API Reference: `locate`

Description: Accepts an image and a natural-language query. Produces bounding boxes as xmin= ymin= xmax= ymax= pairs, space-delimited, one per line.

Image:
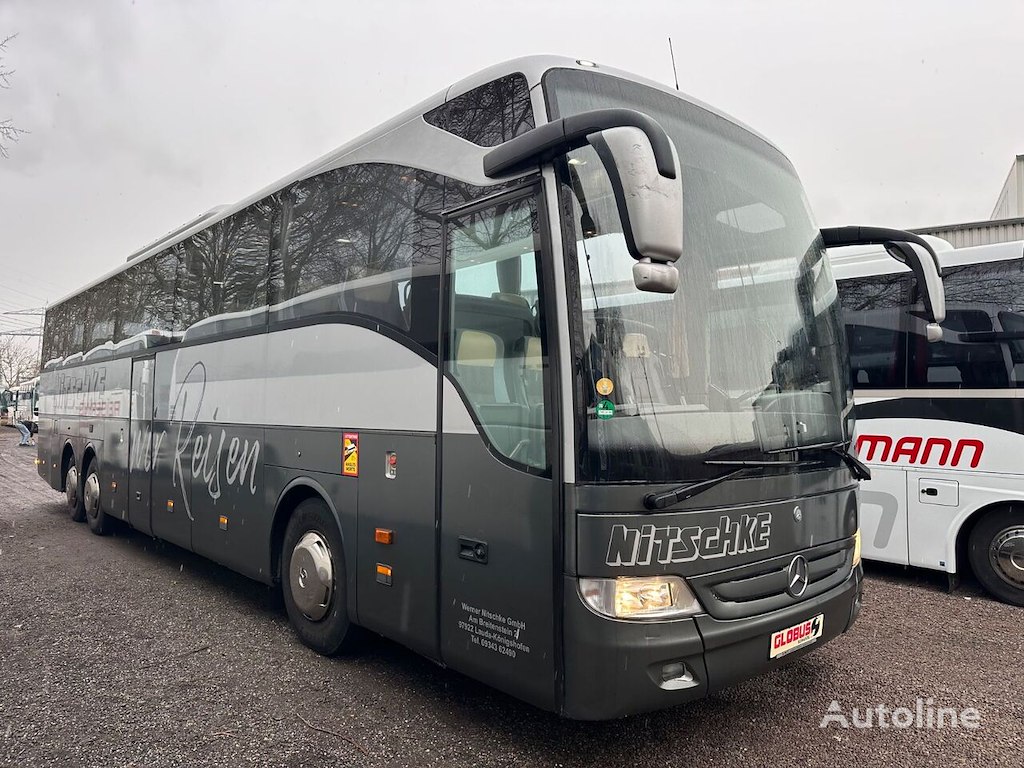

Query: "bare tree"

xmin=1 ymin=33 xmax=27 ymax=159
xmin=0 ymin=336 xmax=38 ymax=389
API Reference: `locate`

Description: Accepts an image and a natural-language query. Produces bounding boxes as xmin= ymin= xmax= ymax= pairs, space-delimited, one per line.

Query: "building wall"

xmin=991 ymin=156 xmax=1024 ymax=220
xmin=912 ymin=216 xmax=1024 ymax=248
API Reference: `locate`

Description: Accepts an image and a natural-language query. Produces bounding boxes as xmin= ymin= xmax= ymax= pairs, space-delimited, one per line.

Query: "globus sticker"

xmin=343 ymin=432 xmax=359 ymax=476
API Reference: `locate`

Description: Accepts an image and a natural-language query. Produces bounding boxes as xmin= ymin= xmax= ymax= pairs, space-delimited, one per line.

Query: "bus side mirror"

xmin=586 ymin=126 xmax=683 ymax=293
xmin=884 ymin=241 xmax=945 ymax=341
xmin=482 ymin=107 xmax=683 ymax=293
xmin=822 ymin=225 xmax=946 ymax=342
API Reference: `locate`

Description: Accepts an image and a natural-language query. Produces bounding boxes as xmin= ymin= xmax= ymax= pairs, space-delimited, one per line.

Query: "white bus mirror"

xmin=884 ymin=241 xmax=945 ymax=341
xmin=821 ymin=225 xmax=946 ymax=342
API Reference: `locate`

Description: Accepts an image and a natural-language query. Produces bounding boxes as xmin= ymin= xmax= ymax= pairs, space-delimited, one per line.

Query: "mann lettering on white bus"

xmin=855 ymin=434 xmax=984 ymax=469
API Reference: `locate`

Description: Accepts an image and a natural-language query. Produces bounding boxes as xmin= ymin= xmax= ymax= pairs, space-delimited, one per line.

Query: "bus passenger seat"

xmin=455 ymin=329 xmax=505 ymax=405
xmin=621 ymin=332 xmax=670 ymax=404
xmin=622 ymin=333 xmax=651 ymax=359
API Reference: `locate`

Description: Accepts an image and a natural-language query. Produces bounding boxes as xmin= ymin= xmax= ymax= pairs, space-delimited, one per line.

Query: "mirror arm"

xmin=820 ymin=226 xmax=940 ymax=271
xmin=482 ymin=108 xmax=676 ymax=179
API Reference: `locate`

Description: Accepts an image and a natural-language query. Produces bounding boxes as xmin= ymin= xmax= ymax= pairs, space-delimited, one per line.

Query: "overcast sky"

xmin=1 ymin=0 xmax=1022 ymax=336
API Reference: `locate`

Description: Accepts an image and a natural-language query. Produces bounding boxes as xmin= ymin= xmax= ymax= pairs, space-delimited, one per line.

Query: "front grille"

xmin=688 ymin=537 xmax=854 ymax=620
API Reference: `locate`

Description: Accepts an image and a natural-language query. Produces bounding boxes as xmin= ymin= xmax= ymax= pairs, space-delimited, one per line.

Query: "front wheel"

xmin=967 ymin=507 xmax=1024 ymax=607
xmin=281 ymin=498 xmax=356 ymax=655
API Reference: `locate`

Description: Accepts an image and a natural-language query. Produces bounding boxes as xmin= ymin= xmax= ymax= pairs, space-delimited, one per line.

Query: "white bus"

xmin=3 ymin=376 xmax=39 ymax=432
xmin=35 ymin=56 xmax=942 ymax=718
xmin=831 ymin=238 xmax=1024 ymax=606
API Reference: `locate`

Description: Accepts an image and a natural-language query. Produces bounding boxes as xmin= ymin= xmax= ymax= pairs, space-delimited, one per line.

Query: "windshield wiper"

xmin=764 ymin=440 xmax=871 ymax=481
xmin=643 ymin=458 xmax=824 ymax=512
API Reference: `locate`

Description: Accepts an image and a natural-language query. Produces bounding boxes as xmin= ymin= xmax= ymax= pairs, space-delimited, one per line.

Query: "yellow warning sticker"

xmin=343 ymin=432 xmax=359 ymax=477
xmin=596 ymin=377 xmax=614 ymax=396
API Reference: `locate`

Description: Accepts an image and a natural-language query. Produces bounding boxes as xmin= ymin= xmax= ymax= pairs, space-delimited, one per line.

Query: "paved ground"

xmin=0 ymin=427 xmax=1020 ymax=768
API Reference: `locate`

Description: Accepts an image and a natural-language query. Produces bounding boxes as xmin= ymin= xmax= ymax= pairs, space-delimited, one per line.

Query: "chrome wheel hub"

xmin=990 ymin=526 xmax=1024 ymax=588
xmin=65 ymin=466 xmax=79 ymax=510
xmin=84 ymin=472 xmax=100 ymax=520
xmin=290 ymin=531 xmax=334 ymax=621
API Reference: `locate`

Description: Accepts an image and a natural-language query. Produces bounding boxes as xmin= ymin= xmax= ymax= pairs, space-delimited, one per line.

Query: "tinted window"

xmin=179 ymin=202 xmax=273 ymax=332
xmin=82 ymin=278 xmax=120 ymax=352
xmin=424 ymin=73 xmax=534 ymax=147
xmin=943 ymin=259 xmax=1024 ymax=311
xmin=907 ymin=308 xmax=1007 ymax=388
xmin=42 ymin=302 xmax=73 ymax=361
xmin=840 ymin=260 xmax=1024 ymax=391
xmin=906 ymin=260 xmax=1023 ymax=389
xmin=838 ymin=274 xmax=910 ymax=388
xmin=118 ymin=249 xmax=179 ymax=341
xmin=272 ymin=164 xmax=444 ymax=354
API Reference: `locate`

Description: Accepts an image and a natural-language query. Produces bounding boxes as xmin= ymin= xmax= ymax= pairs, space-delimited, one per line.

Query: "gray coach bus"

xmin=35 ymin=57 xmax=943 ymax=719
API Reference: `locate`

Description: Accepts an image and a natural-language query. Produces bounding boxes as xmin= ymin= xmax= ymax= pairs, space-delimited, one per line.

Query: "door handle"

xmin=458 ymin=536 xmax=488 ymax=564
xmin=921 ymin=487 xmax=938 ymax=496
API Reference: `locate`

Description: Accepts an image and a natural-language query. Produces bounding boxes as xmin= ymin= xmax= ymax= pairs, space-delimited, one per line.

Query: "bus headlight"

xmin=579 ymin=576 xmax=701 ymax=620
xmin=852 ymin=528 xmax=862 ymax=567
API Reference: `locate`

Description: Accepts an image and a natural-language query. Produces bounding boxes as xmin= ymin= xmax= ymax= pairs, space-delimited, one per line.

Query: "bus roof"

xmin=49 ymin=55 xmax=779 ymax=310
xmin=827 ymin=238 xmax=1024 ymax=281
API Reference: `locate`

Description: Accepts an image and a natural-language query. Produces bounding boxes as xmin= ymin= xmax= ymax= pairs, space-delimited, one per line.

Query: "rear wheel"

xmin=968 ymin=507 xmax=1024 ymax=607
xmin=83 ymin=464 xmax=111 ymax=536
xmin=281 ymin=498 xmax=356 ymax=655
xmin=65 ymin=463 xmax=86 ymax=523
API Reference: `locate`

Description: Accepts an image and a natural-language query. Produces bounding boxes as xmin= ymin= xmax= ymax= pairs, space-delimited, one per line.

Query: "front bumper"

xmin=560 ymin=565 xmax=863 ymax=720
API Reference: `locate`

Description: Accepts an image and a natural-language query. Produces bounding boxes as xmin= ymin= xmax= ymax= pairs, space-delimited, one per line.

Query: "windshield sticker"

xmin=596 ymin=378 xmax=614 ymax=396
xmin=343 ymin=432 xmax=359 ymax=477
xmin=605 ymin=513 xmax=772 ymax=567
xmin=596 ymin=399 xmax=616 ymax=420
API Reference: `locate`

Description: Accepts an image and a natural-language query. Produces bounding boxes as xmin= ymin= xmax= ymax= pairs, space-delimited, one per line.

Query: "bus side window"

xmin=446 ymin=194 xmax=550 ymax=472
xmin=908 ymin=309 xmax=1007 ymax=388
xmin=837 ymin=274 xmax=911 ymax=389
xmin=998 ymin=310 xmax=1024 ymax=385
xmin=270 ymin=163 xmax=444 ymax=354
xmin=908 ymin=261 xmax=1023 ymax=390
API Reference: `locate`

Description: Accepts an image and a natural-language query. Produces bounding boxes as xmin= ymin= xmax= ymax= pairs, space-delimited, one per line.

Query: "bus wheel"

xmin=968 ymin=507 xmax=1024 ymax=607
xmin=65 ymin=464 xmax=86 ymax=523
xmin=83 ymin=465 xmax=111 ymax=536
xmin=281 ymin=498 xmax=355 ymax=655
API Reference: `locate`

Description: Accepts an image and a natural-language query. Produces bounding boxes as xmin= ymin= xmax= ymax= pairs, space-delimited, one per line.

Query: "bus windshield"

xmin=545 ymin=68 xmax=849 ymax=482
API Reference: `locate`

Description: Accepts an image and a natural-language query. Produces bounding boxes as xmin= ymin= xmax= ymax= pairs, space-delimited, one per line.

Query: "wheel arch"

xmin=270 ymin=477 xmax=345 ymax=585
xmin=954 ymin=499 xmax=1024 ymax=576
xmin=82 ymin=441 xmax=99 ymax=474
xmin=60 ymin=441 xmax=76 ymax=491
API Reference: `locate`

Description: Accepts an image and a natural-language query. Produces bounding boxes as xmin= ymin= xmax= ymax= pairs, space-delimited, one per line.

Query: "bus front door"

xmin=127 ymin=357 xmax=155 ymax=536
xmin=438 ymin=190 xmax=559 ymax=712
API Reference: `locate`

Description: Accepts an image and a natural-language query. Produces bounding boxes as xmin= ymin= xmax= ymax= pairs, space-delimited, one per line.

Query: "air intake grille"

xmin=688 ymin=537 xmax=854 ymax=620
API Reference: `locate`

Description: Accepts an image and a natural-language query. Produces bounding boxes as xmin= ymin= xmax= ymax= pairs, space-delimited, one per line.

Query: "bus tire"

xmin=967 ymin=507 xmax=1024 ymax=607
xmin=83 ymin=463 xmax=111 ymax=536
xmin=65 ymin=463 xmax=86 ymax=523
xmin=281 ymin=498 xmax=355 ymax=655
